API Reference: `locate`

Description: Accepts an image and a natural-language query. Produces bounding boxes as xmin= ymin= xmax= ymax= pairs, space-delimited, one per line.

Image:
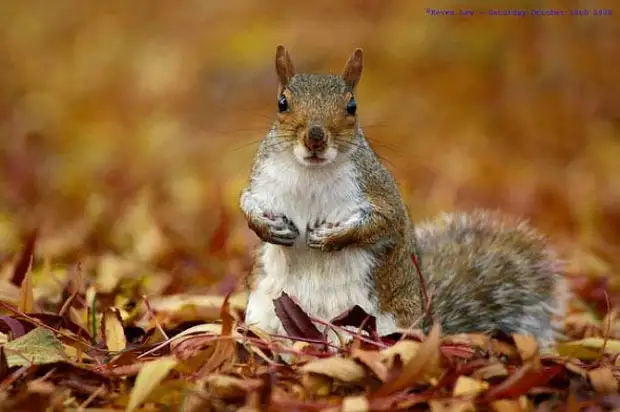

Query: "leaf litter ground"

xmin=1 ymin=234 xmax=620 ymax=411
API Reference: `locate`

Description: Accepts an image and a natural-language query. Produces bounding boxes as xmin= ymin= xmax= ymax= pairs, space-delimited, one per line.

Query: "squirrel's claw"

xmin=255 ymin=213 xmax=299 ymax=246
xmin=307 ymin=222 xmax=347 ymax=252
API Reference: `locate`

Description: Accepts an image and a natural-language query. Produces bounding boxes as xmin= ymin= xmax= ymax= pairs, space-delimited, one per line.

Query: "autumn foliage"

xmin=1 ymin=0 xmax=620 ymax=410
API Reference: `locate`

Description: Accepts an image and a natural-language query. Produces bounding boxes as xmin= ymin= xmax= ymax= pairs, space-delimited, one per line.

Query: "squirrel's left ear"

xmin=275 ymin=45 xmax=295 ymax=90
xmin=342 ymin=48 xmax=363 ymax=89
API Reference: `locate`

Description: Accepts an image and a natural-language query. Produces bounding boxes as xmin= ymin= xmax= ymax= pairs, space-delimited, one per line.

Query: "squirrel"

xmin=240 ymin=45 xmax=569 ymax=348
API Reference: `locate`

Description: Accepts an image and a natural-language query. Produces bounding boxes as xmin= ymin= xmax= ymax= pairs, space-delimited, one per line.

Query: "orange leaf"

xmin=588 ymin=366 xmax=619 ymax=393
xmin=18 ymin=267 xmax=34 ymax=314
xmin=372 ymin=322 xmax=441 ymax=397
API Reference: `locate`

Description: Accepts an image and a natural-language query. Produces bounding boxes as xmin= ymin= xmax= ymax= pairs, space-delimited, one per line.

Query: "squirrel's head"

xmin=272 ymin=45 xmax=363 ymax=167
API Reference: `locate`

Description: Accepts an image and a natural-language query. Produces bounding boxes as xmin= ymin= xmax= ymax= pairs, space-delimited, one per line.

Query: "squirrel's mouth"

xmin=304 ymin=154 xmax=326 ymax=164
xmin=293 ymin=144 xmax=337 ymax=167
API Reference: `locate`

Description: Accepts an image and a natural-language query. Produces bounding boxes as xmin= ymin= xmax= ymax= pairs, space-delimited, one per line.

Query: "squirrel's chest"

xmin=247 ymin=159 xmax=386 ymax=329
xmin=254 ymin=160 xmax=365 ymax=236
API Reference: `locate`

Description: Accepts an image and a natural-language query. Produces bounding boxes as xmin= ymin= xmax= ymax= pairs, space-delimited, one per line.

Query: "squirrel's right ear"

xmin=342 ymin=48 xmax=363 ymax=89
xmin=275 ymin=45 xmax=295 ymax=90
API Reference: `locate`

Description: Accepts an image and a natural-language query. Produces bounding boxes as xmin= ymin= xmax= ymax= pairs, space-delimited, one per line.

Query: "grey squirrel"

xmin=239 ymin=46 xmax=568 ymax=347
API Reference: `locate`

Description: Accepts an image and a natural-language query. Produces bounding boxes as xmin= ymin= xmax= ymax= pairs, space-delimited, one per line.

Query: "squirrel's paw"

xmin=307 ymin=219 xmax=349 ymax=252
xmin=254 ymin=212 xmax=299 ymax=246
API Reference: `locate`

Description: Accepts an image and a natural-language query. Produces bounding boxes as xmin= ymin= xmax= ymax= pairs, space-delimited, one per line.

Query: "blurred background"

xmin=0 ymin=0 xmax=619 ymax=300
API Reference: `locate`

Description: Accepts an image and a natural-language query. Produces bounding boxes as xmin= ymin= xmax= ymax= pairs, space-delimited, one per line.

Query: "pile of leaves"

xmin=1 ymin=236 xmax=619 ymax=411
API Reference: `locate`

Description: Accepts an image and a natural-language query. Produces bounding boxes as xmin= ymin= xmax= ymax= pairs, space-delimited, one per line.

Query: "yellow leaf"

xmin=512 ymin=334 xmax=541 ymax=370
xmin=453 ymin=376 xmax=488 ymax=397
xmin=126 ymin=357 xmax=178 ymax=412
xmin=490 ymin=399 xmax=524 ymax=412
xmin=379 ymin=340 xmax=420 ymax=368
xmin=18 ymin=268 xmax=34 ymax=313
xmin=4 ymin=327 xmax=68 ymax=367
xmin=375 ymin=323 xmax=442 ymax=396
xmin=300 ymin=357 xmax=366 ymax=384
xmin=103 ymin=307 xmax=127 ymax=352
xmin=342 ymin=395 xmax=369 ymax=412
xmin=556 ymin=338 xmax=620 ymax=359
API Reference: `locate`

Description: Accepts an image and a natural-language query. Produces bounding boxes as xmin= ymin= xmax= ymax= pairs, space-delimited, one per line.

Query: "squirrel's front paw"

xmin=307 ymin=220 xmax=349 ymax=252
xmin=251 ymin=212 xmax=299 ymax=246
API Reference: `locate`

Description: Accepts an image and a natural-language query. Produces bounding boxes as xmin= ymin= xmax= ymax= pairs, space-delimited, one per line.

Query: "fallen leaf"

xmin=428 ymin=399 xmax=475 ymax=412
xmin=301 ymin=356 xmax=367 ymax=384
xmin=556 ymin=338 xmax=620 ymax=359
xmin=588 ymin=367 xmax=619 ymax=393
xmin=341 ymin=395 xmax=369 ymax=412
xmin=453 ymin=375 xmax=489 ymax=397
xmin=3 ymin=327 xmax=68 ymax=367
xmin=102 ymin=307 xmax=127 ymax=352
xmin=330 ymin=305 xmax=378 ymax=339
xmin=484 ymin=363 xmax=564 ymax=400
xmin=351 ymin=348 xmax=389 ymax=381
xmin=512 ymin=334 xmax=541 ymax=370
xmin=373 ymin=322 xmax=441 ymax=397
xmin=379 ymin=340 xmax=420 ymax=368
xmin=490 ymin=399 xmax=524 ymax=412
xmin=273 ymin=292 xmax=323 ymax=341
xmin=197 ymin=293 xmax=236 ymax=376
xmin=126 ymin=356 xmax=178 ymax=412
xmin=10 ymin=230 xmax=37 ymax=287
xmin=0 ymin=347 xmax=9 ymax=380
xmin=0 ymin=316 xmax=27 ymax=338
xmin=18 ymin=265 xmax=34 ymax=314
xmin=472 ymin=362 xmax=509 ymax=380
xmin=206 ymin=374 xmax=263 ymax=400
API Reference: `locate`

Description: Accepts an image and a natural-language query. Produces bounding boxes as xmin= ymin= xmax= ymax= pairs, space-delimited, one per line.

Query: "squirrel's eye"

xmin=346 ymin=97 xmax=357 ymax=116
xmin=278 ymin=94 xmax=288 ymax=112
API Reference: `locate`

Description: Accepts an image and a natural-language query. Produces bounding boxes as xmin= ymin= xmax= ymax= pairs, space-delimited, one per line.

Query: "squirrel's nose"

xmin=307 ymin=126 xmax=326 ymax=145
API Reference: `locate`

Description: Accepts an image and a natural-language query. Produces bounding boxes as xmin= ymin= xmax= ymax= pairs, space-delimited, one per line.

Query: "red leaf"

xmin=0 ymin=316 xmax=27 ymax=338
xmin=10 ymin=229 xmax=37 ymax=287
xmin=273 ymin=292 xmax=323 ymax=341
xmin=0 ymin=347 xmax=9 ymax=380
xmin=484 ymin=363 xmax=565 ymax=400
xmin=330 ymin=305 xmax=378 ymax=339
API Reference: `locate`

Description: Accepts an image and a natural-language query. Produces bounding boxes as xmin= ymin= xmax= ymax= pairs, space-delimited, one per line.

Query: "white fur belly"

xmin=244 ymin=152 xmax=398 ymax=339
xmin=245 ymin=244 xmax=398 ymax=338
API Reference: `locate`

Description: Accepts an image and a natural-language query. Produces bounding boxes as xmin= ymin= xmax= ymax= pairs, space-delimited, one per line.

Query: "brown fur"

xmin=241 ymin=46 xmax=568 ymax=346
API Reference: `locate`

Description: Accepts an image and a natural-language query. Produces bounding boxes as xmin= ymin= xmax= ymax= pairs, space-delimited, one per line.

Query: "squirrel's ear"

xmin=275 ymin=45 xmax=295 ymax=89
xmin=342 ymin=48 xmax=363 ymax=89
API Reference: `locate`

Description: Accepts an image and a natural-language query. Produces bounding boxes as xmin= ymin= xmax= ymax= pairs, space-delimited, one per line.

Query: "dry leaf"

xmin=379 ymin=340 xmax=420 ymax=368
xmin=588 ymin=366 xmax=619 ymax=393
xmin=126 ymin=357 xmax=178 ymax=412
xmin=301 ymin=357 xmax=367 ymax=384
xmin=490 ymin=399 xmax=524 ymax=412
xmin=512 ymin=334 xmax=541 ymax=371
xmin=429 ymin=399 xmax=475 ymax=412
xmin=453 ymin=376 xmax=489 ymax=397
xmin=18 ymin=268 xmax=34 ymax=313
xmin=472 ymin=362 xmax=509 ymax=380
xmin=341 ymin=395 xmax=369 ymax=412
xmin=352 ymin=348 xmax=389 ymax=381
xmin=3 ymin=327 xmax=68 ymax=367
xmin=102 ymin=307 xmax=127 ymax=352
xmin=556 ymin=338 xmax=620 ymax=359
xmin=374 ymin=322 xmax=441 ymax=397
xmin=273 ymin=292 xmax=323 ymax=341
xmin=302 ymin=373 xmax=331 ymax=396
xmin=206 ymin=374 xmax=262 ymax=400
